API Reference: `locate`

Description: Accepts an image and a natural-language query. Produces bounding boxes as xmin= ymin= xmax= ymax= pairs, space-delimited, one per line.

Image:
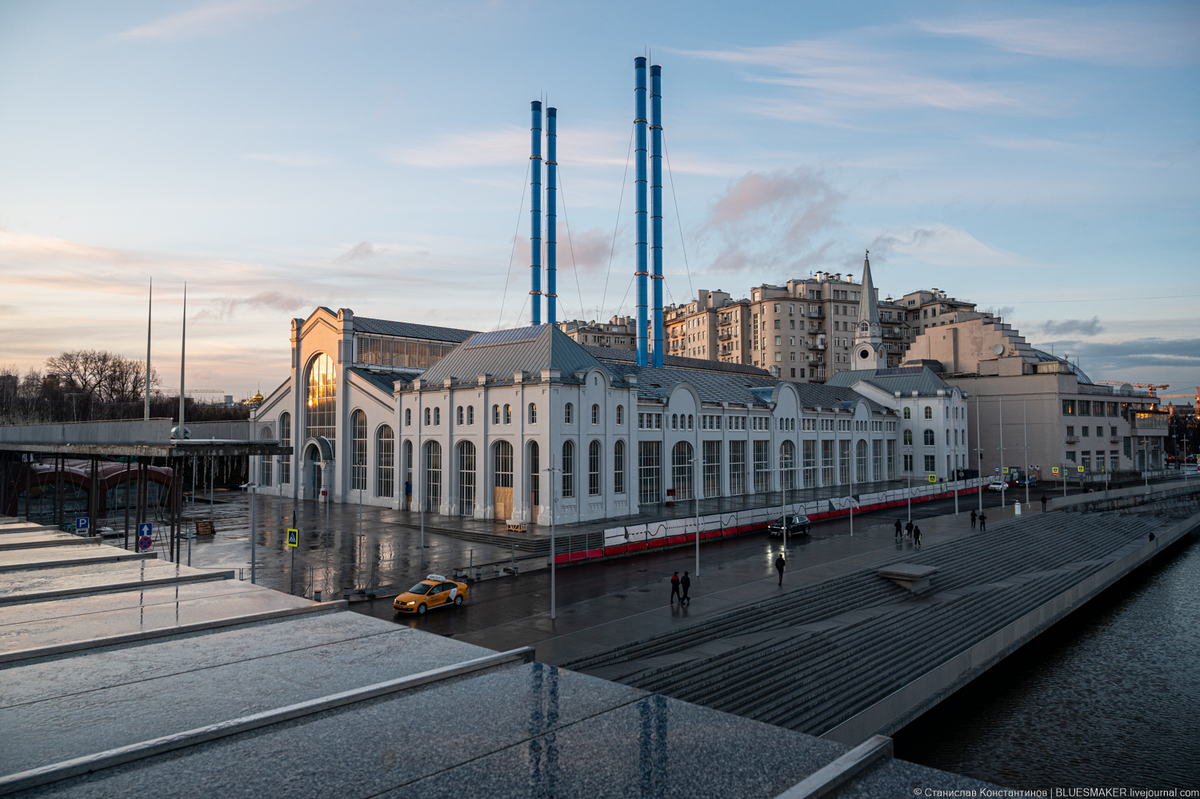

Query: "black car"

xmin=768 ymin=514 xmax=811 ymax=537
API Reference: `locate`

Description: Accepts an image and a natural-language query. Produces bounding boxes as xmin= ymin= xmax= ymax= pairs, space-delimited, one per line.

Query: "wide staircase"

xmin=564 ymin=510 xmax=1181 ymax=737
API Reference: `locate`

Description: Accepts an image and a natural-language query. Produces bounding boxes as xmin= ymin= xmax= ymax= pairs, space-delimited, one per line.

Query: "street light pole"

xmin=1023 ymin=399 xmax=1030 ymax=509
xmin=694 ymin=455 xmax=702 ymax=576
xmin=998 ymin=396 xmax=1006 ymax=510
xmin=543 ymin=459 xmax=560 ymax=620
xmin=975 ymin=394 xmax=984 ymax=515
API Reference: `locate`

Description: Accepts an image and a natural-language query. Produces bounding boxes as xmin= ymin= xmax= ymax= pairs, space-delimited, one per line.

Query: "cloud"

xmin=560 ymin=227 xmax=609 ymax=274
xmin=1042 ymin=338 xmax=1200 ymax=379
xmin=916 ymin=13 xmax=1200 ymax=66
xmin=115 ymin=0 xmax=301 ymax=41
xmin=1042 ymin=317 xmax=1104 ymax=337
xmin=197 ymin=290 xmax=313 ymax=321
xmin=241 ymin=151 xmax=335 ymax=167
xmin=867 ymin=224 xmax=1034 ymax=269
xmin=701 ymin=167 xmax=845 ymax=274
xmin=336 ymin=242 xmax=378 ymax=263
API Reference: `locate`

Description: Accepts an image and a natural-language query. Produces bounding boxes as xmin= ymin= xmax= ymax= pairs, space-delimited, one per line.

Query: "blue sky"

xmin=1 ymin=0 xmax=1197 ymax=398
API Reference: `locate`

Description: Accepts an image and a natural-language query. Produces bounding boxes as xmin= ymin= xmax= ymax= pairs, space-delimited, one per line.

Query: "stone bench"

xmin=877 ymin=563 xmax=939 ymax=593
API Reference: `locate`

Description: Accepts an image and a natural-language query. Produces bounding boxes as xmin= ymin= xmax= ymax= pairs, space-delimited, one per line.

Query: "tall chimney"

xmin=634 ymin=57 xmax=648 ymax=367
xmin=546 ymin=107 xmax=558 ymax=326
xmin=650 ymin=64 xmax=664 ymax=368
xmin=530 ymin=101 xmax=543 ymax=326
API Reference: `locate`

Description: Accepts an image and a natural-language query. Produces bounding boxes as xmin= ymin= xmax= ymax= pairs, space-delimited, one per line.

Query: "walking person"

xmin=904 ymin=520 xmax=914 ymax=541
xmin=1040 ymin=495 xmax=1048 ymax=513
xmin=775 ymin=554 xmax=786 ymax=586
xmin=681 ymin=571 xmax=691 ymax=605
xmin=913 ymin=525 xmax=922 ymax=546
xmin=970 ymin=509 xmax=977 ymax=530
xmin=979 ymin=511 xmax=987 ymax=532
xmin=670 ymin=571 xmax=681 ymax=604
xmin=894 ymin=519 xmax=902 ymax=541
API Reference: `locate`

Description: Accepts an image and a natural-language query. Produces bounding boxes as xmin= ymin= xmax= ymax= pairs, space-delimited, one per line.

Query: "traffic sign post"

xmin=75 ymin=517 xmax=89 ymax=536
xmin=927 ymin=474 xmax=936 ymax=483
xmin=137 ymin=521 xmax=153 ymax=551
xmin=287 ymin=528 xmax=299 ymax=595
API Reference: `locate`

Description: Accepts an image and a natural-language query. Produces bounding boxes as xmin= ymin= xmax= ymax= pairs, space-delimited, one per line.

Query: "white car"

xmin=987 ymin=481 xmax=1008 ymax=492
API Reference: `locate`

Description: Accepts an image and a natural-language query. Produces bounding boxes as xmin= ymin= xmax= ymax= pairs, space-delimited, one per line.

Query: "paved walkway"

xmin=456 ymin=501 xmax=1038 ymax=664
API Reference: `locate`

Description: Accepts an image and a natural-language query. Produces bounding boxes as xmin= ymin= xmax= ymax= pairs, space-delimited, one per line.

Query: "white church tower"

xmin=853 ymin=250 xmax=887 ymax=371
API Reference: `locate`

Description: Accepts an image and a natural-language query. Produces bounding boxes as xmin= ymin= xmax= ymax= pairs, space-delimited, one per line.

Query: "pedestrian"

xmin=979 ymin=511 xmax=987 ymax=532
xmin=913 ymin=525 xmax=922 ymax=546
xmin=775 ymin=554 xmax=785 ymax=586
xmin=681 ymin=571 xmax=691 ymax=604
xmin=894 ymin=519 xmax=902 ymax=541
xmin=905 ymin=520 xmax=914 ymax=541
xmin=670 ymin=571 xmax=681 ymax=604
xmin=1040 ymin=495 xmax=1048 ymax=513
xmin=970 ymin=509 xmax=977 ymax=530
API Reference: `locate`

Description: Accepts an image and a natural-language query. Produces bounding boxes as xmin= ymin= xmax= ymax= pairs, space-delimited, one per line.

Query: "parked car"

xmin=394 ymin=574 xmax=469 ymax=615
xmin=1015 ymin=476 xmax=1038 ymax=488
xmin=768 ymin=514 xmax=811 ymax=537
xmin=987 ymin=481 xmax=1008 ymax=492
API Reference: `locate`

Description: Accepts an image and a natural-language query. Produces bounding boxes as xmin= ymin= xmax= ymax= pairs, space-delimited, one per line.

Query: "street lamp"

xmin=543 ymin=460 xmax=561 ymax=620
xmin=240 ymin=479 xmax=262 ymax=584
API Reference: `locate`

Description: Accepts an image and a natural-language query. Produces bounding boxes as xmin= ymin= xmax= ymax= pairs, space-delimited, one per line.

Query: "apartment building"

xmin=664 ymin=290 xmax=729 ymax=360
xmin=900 ymin=289 xmax=989 ymax=337
xmin=557 ymin=316 xmax=637 ymax=350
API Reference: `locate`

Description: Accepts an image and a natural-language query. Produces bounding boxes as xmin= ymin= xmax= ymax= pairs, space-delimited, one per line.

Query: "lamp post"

xmin=1023 ymin=399 xmax=1030 ymax=509
xmin=543 ymin=459 xmax=560 ymax=620
xmin=693 ymin=455 xmax=702 ymax=576
xmin=975 ymin=394 xmax=984 ymax=515
xmin=241 ymin=479 xmax=261 ymax=584
xmin=998 ymin=396 xmax=1006 ymax=510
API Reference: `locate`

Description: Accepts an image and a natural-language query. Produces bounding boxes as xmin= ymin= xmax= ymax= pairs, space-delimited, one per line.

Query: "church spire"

xmin=853 ymin=249 xmax=885 ymax=371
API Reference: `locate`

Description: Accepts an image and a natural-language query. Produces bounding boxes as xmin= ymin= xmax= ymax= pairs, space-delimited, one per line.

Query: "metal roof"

xmin=353 ymin=317 xmax=477 ymax=343
xmin=586 ymin=346 xmax=771 ymax=377
xmin=825 ymin=366 xmax=954 ymax=396
xmin=417 ymin=325 xmax=605 ymax=387
xmin=349 ymin=367 xmax=418 ymax=394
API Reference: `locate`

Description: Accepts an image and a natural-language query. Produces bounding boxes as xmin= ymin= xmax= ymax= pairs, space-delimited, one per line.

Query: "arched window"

xmin=259 ymin=425 xmax=273 ymax=487
xmin=456 ymin=406 xmax=464 ymax=425
xmin=903 ymin=407 xmax=911 ymax=420
xmin=562 ymin=440 xmax=575 ymax=497
xmin=350 ymin=410 xmax=367 ymax=490
xmin=528 ymin=442 xmax=540 ymax=508
xmin=588 ymin=440 xmax=602 ymax=496
xmin=434 ymin=407 xmax=441 ymax=426
xmin=672 ymin=441 xmax=694 ymax=501
xmin=405 ymin=408 xmax=411 ymax=427
xmin=503 ymin=404 xmax=512 ymax=424
xmin=688 ymin=414 xmax=693 ymax=430
xmin=279 ymin=412 xmax=291 ymax=484
xmin=564 ymin=403 xmax=574 ymax=424
xmin=528 ymin=403 xmax=537 ymax=424
xmin=424 ymin=441 xmax=442 ymax=511
xmin=903 ymin=429 xmax=913 ymax=445
xmin=780 ymin=440 xmax=796 ymax=490
xmin=305 ymin=353 xmax=336 ymax=444
xmin=376 ymin=425 xmax=394 ymax=497
xmin=946 ymin=429 xmax=951 ymax=445
xmin=424 ymin=407 xmax=431 ymax=426
xmin=458 ymin=441 xmax=476 ymax=515
xmin=924 ymin=406 xmax=933 ymax=419
xmin=856 ymin=439 xmax=868 ymax=483
xmin=403 ymin=440 xmax=413 ymax=500
xmin=924 ymin=429 xmax=935 ymax=446
xmin=616 ymin=405 xmax=624 ymax=425
xmin=591 ymin=404 xmax=599 ymax=425
xmin=672 ymin=414 xmax=678 ymax=430
xmin=613 ymin=440 xmax=625 ymax=494
xmin=467 ymin=406 xmax=474 ymax=425
xmin=493 ymin=405 xmax=500 ymax=424
xmin=493 ymin=440 xmax=513 ymax=488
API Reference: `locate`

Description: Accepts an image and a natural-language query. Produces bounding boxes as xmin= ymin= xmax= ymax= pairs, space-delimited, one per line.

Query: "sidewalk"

xmin=455 ymin=501 xmax=1036 ymax=665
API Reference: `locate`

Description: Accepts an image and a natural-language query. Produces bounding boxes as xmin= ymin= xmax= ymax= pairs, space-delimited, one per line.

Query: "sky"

xmin=1 ymin=0 xmax=1197 ymax=399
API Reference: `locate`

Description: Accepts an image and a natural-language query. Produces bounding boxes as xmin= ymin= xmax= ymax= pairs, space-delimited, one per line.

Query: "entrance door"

xmin=307 ymin=445 xmax=322 ymax=501
xmin=494 ymin=487 xmax=513 ymax=520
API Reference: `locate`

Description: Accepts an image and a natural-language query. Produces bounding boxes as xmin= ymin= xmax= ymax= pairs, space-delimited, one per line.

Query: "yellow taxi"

xmin=393 ymin=574 xmax=469 ymax=615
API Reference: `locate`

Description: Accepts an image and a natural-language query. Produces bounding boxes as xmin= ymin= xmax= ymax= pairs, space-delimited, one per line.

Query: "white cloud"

xmin=868 ymin=224 xmax=1034 ymax=269
xmin=116 ymin=0 xmax=302 ymax=41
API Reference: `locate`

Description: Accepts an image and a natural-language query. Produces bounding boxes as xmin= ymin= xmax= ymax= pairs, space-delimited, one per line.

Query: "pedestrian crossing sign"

xmin=286 ymin=528 xmax=299 ymax=548
xmin=1051 ymin=467 xmax=1060 ymax=475
xmin=927 ymin=474 xmax=936 ymax=483
xmin=1002 ymin=467 xmax=1010 ymax=474
xmin=1077 ymin=466 xmax=1085 ymax=473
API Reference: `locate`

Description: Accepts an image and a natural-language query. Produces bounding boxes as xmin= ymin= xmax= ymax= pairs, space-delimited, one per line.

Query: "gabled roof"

xmin=349 ymin=367 xmax=417 ymax=394
xmin=825 ymin=365 xmax=954 ymax=396
xmin=586 ymin=346 xmax=771 ymax=377
xmin=353 ymin=317 xmax=477 ymax=343
xmin=418 ymin=325 xmax=604 ymax=387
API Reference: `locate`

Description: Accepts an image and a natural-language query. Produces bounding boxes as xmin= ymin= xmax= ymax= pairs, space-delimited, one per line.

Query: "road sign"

xmin=1077 ymin=465 xmax=1085 ymax=473
xmin=1051 ymin=467 xmax=1060 ymax=475
xmin=927 ymin=474 xmax=937 ymax=483
xmin=75 ymin=517 xmax=89 ymax=532
xmin=286 ymin=528 xmax=299 ymax=548
xmin=994 ymin=467 xmax=1000 ymax=474
xmin=1003 ymin=467 xmax=1010 ymax=474
xmin=138 ymin=522 xmax=153 ymax=537
xmin=137 ymin=535 xmax=154 ymax=551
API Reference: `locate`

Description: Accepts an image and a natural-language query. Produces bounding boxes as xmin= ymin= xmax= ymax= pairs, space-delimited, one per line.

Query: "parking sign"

xmin=75 ymin=517 xmax=89 ymax=533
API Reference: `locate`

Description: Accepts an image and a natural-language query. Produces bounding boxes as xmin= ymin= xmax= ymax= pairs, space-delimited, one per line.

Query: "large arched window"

xmin=903 ymin=429 xmax=913 ymax=445
xmin=403 ymin=440 xmax=413 ymax=500
xmin=924 ymin=429 xmax=935 ymax=446
xmin=588 ymin=440 xmax=602 ymax=496
xmin=424 ymin=441 xmax=442 ymax=511
xmin=458 ymin=441 xmax=476 ymax=515
xmin=376 ymin=425 xmax=394 ymax=497
xmin=780 ymin=440 xmax=796 ymax=491
xmin=562 ymin=440 xmax=575 ymax=498
xmin=493 ymin=440 xmax=513 ymax=488
xmin=305 ymin=353 xmax=336 ymax=444
xmin=856 ymin=439 xmax=868 ymax=483
xmin=672 ymin=441 xmax=694 ymax=501
xmin=613 ymin=440 xmax=626 ymax=494
xmin=259 ymin=425 xmax=273 ymax=487
xmin=528 ymin=403 xmax=537 ymax=424
xmin=350 ymin=410 xmax=367 ymax=490
xmin=278 ymin=413 xmax=291 ymax=484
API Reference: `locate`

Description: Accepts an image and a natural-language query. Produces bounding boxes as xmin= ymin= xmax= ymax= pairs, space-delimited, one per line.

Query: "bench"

xmin=506 ymin=521 xmax=527 ymax=532
xmin=194 ymin=520 xmax=216 ymax=536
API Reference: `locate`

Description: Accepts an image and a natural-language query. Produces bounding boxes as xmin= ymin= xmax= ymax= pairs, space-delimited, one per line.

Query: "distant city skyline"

xmin=1 ymin=0 xmax=1197 ymax=397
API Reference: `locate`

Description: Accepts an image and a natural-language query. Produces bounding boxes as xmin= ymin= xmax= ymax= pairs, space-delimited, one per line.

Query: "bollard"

xmin=1015 ymin=501 xmax=1022 ymax=516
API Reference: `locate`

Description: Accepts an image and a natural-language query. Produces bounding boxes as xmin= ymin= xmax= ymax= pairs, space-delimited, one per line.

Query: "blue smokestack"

xmin=546 ymin=107 xmax=558 ymax=326
xmin=530 ymin=100 xmax=543 ymax=326
xmin=650 ymin=64 xmax=664 ymax=368
xmin=634 ymin=57 xmax=648 ymax=367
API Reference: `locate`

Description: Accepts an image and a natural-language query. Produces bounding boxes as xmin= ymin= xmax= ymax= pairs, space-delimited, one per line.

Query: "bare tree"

xmin=45 ymin=350 xmax=159 ymax=405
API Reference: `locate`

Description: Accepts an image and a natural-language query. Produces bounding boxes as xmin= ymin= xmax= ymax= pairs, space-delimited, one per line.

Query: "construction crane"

xmin=1095 ymin=381 xmax=1170 ymax=396
xmin=1159 ymin=387 xmax=1200 ymax=413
